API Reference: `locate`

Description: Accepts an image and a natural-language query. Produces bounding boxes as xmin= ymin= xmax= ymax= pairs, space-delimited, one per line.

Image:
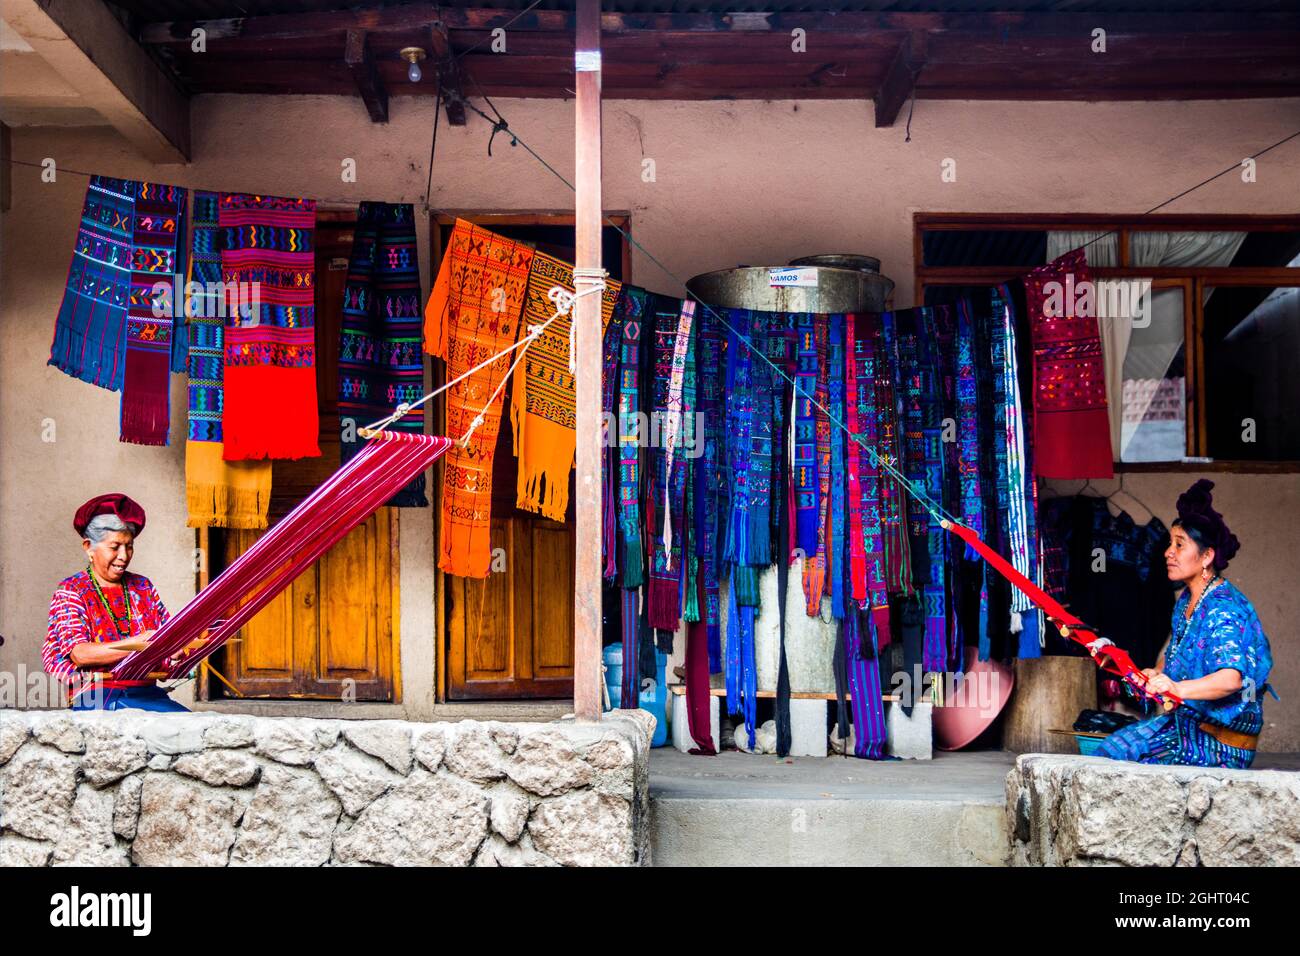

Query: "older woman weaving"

xmin=42 ymin=493 xmax=188 ymax=712
xmin=1097 ymin=480 xmax=1273 ymax=769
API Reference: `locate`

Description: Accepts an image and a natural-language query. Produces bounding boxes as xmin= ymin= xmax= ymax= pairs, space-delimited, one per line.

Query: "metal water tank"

xmin=686 ymin=255 xmax=893 ymax=313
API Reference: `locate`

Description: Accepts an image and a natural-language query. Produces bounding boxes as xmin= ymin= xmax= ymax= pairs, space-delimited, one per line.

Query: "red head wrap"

xmin=73 ymin=493 xmax=147 ymax=538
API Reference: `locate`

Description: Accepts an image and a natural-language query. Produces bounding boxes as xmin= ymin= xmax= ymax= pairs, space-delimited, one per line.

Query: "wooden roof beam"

xmin=429 ymin=21 xmax=466 ymax=127
xmin=874 ymin=31 xmax=926 ymax=128
xmin=344 ymin=29 xmax=388 ymax=123
xmin=2 ymin=0 xmax=190 ymax=162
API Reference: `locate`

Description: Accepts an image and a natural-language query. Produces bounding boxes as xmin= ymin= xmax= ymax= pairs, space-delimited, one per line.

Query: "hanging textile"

xmin=513 ymin=251 xmax=622 ymax=520
xmin=50 ymin=176 xmax=138 ymax=390
xmin=601 ymin=293 xmax=626 ymax=580
xmin=793 ymin=312 xmax=820 ymax=555
xmin=685 ymin=573 xmax=718 ymax=755
xmin=646 ymin=294 xmax=690 ymax=629
xmin=849 ymin=313 xmax=892 ymax=638
xmin=184 ymin=192 xmax=272 ymax=530
xmin=802 ymin=313 xmax=832 ymax=615
xmin=694 ymin=304 xmax=725 ymax=670
xmin=843 ymin=607 xmax=888 ymax=759
xmin=827 ymin=313 xmax=848 ymax=620
xmin=423 ymin=219 xmax=534 ymax=578
xmin=614 ymin=288 xmax=646 ymax=589
xmin=219 ymin=193 xmax=320 ymax=461
xmin=1024 ymin=249 xmax=1113 ymax=478
xmin=620 ymin=588 xmax=640 ymax=710
xmin=725 ymin=577 xmax=759 ymax=750
xmin=680 ymin=323 xmax=700 ymax=623
xmin=121 ymin=182 xmax=188 ymax=445
xmin=920 ymin=309 xmax=950 ymax=672
xmin=745 ymin=312 xmax=774 ymax=569
xmin=999 ymin=288 xmax=1043 ymax=656
xmin=875 ymin=311 xmax=911 ymax=597
xmin=723 ymin=308 xmax=758 ymax=588
xmin=339 ymin=202 xmax=427 ymax=507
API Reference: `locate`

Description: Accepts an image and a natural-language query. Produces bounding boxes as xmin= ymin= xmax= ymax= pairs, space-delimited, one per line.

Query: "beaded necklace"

xmin=1169 ymin=574 xmax=1223 ymax=659
xmin=86 ymin=564 xmax=133 ymax=637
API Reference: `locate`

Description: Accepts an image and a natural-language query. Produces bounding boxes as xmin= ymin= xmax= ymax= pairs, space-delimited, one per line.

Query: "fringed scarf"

xmin=793 ymin=311 xmax=820 ymax=556
xmin=121 ymin=182 xmax=187 ymax=445
xmin=219 ymin=193 xmax=320 ymax=461
xmin=50 ymin=176 xmax=137 ymax=391
xmin=746 ymin=313 xmax=774 ymax=569
xmin=802 ymin=313 xmax=832 ymax=616
xmin=339 ymin=202 xmax=427 ymax=507
xmin=615 ymin=289 xmax=646 ymax=589
xmin=875 ymin=312 xmax=911 ymax=596
xmin=601 ymin=292 xmax=627 ymax=581
xmin=185 ymin=191 xmax=271 ymax=530
xmin=982 ymin=292 xmax=1015 ymax=660
xmin=999 ymin=287 xmax=1044 ymax=657
xmin=680 ymin=324 xmax=700 ymax=624
xmin=646 ymin=295 xmax=690 ymax=629
xmin=844 ymin=606 xmax=888 ymax=759
xmin=725 ymin=575 xmax=759 ymax=751
xmin=723 ymin=308 xmax=760 ymax=605
xmin=513 ymin=251 xmax=622 ymax=520
xmin=918 ymin=309 xmax=949 ymax=672
xmin=694 ymin=305 xmax=725 ymax=671
xmin=1024 ymin=249 xmax=1113 ymax=478
xmin=828 ymin=313 xmax=848 ymax=620
xmin=849 ymin=313 xmax=892 ymax=639
xmin=423 ymin=219 xmax=533 ymax=578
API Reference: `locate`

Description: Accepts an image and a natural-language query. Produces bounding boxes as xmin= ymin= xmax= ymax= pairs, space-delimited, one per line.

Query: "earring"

xmin=1202 ymin=566 xmax=1210 ymax=583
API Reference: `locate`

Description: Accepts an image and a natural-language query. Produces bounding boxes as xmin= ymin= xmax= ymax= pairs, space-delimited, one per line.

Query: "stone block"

xmin=886 ymin=700 xmax=932 ymax=760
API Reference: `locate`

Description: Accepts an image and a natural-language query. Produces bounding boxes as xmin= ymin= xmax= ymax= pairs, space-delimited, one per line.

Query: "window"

xmin=916 ymin=214 xmax=1300 ymax=468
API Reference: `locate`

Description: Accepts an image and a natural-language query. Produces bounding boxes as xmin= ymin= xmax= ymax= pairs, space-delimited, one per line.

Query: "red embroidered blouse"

xmin=44 ymin=570 xmax=170 ymax=691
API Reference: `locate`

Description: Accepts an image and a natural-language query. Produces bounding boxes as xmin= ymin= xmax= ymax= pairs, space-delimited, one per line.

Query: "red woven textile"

xmin=114 ymin=432 xmax=451 ymax=680
xmin=1024 ymin=249 xmax=1114 ymax=478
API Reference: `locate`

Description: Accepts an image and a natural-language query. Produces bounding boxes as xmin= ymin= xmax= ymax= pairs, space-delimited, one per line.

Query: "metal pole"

xmin=572 ymin=0 xmax=603 ymax=722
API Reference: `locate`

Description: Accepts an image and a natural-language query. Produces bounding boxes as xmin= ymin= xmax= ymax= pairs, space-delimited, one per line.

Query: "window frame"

xmin=914 ymin=212 xmax=1300 ymax=473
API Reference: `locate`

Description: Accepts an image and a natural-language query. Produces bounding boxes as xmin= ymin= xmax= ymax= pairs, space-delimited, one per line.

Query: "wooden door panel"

xmin=447 ymin=516 xmax=575 ymax=700
xmin=531 ymin=521 xmax=575 ymax=679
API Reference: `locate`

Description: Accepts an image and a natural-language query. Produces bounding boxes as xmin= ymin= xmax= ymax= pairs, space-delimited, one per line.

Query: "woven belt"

xmin=1199 ymin=721 xmax=1259 ymax=751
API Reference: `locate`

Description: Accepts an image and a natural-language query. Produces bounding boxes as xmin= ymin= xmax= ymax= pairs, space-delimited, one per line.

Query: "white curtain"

xmin=1046 ymin=230 xmax=1248 ymax=460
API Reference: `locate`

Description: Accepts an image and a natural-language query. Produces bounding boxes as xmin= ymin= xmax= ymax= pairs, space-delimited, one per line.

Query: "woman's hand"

xmin=1147 ymin=672 xmax=1179 ymax=697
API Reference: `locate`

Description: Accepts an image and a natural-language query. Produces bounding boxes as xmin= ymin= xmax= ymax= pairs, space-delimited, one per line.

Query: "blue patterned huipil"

xmin=1097 ymin=579 xmax=1273 ymax=769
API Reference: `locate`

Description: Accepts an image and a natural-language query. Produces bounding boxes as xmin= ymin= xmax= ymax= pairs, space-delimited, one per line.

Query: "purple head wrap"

xmin=1174 ymin=479 xmax=1240 ymax=571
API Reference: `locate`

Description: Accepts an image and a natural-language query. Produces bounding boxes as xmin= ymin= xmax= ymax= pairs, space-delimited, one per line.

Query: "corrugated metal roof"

xmin=108 ymin=0 xmax=1300 ymax=23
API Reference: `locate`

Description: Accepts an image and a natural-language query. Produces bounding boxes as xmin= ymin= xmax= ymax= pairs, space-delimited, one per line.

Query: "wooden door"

xmin=436 ymin=219 xmax=628 ymax=701
xmin=211 ymin=217 xmax=399 ymax=701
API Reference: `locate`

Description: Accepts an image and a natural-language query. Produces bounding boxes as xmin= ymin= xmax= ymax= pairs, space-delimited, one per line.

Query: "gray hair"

xmin=83 ymin=513 xmax=137 ymax=545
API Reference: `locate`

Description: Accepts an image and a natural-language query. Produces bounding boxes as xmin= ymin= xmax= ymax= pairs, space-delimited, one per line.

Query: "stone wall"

xmin=0 ymin=710 xmax=653 ymax=867
xmin=1006 ymin=754 xmax=1300 ymax=866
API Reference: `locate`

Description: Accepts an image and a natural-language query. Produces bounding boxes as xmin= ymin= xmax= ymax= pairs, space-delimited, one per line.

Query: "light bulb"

xmin=408 ymin=60 xmax=422 ymax=83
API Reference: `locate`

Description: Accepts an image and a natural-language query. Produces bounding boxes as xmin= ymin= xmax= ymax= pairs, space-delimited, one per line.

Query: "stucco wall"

xmin=2 ymin=94 xmax=1298 ymax=740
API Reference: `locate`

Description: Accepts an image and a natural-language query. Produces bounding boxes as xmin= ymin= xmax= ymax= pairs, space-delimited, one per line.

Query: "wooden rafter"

xmin=429 ymin=21 xmax=466 ymax=127
xmin=874 ymin=30 xmax=926 ymax=128
xmin=344 ymin=29 xmax=388 ymax=123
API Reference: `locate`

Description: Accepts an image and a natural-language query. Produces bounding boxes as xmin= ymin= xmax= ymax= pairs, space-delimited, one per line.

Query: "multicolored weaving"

xmin=646 ymin=294 xmax=688 ymax=629
xmin=1024 ymin=248 xmax=1113 ymax=478
xmin=843 ymin=606 xmax=887 ymax=759
xmin=828 ymin=313 xmax=848 ymax=620
xmin=918 ymin=309 xmax=950 ymax=671
xmin=121 ymin=182 xmax=188 ymax=445
xmin=50 ymin=176 xmax=137 ymax=390
xmin=424 ymin=220 xmax=534 ymax=578
xmin=725 ymin=577 xmax=759 ymax=751
xmin=601 ymin=292 xmax=627 ymax=580
xmin=219 ymin=193 xmax=320 ymax=461
xmin=850 ymin=313 xmax=891 ymax=637
xmin=615 ymin=288 xmax=646 ymax=589
xmin=874 ymin=312 xmax=911 ymax=596
xmin=512 ymin=251 xmax=622 ymax=520
xmin=694 ymin=305 xmax=725 ymax=669
xmin=793 ymin=312 xmax=820 ymax=556
xmin=803 ymin=314 xmax=832 ymax=616
xmin=184 ymin=192 xmax=272 ymax=531
xmin=954 ymin=300 xmax=984 ymax=553
xmin=746 ymin=312 xmax=775 ymax=569
xmin=339 ymin=202 xmax=426 ymax=507
xmin=723 ymin=309 xmax=756 ymax=582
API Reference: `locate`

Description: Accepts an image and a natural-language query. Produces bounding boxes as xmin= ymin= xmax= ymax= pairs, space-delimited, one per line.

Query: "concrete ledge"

xmin=0 ymin=709 xmax=653 ymax=867
xmin=1006 ymin=754 xmax=1300 ymax=867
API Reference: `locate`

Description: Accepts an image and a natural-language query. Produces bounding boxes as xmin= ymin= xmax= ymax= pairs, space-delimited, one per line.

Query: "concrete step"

xmin=648 ymin=749 xmax=1013 ymax=867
